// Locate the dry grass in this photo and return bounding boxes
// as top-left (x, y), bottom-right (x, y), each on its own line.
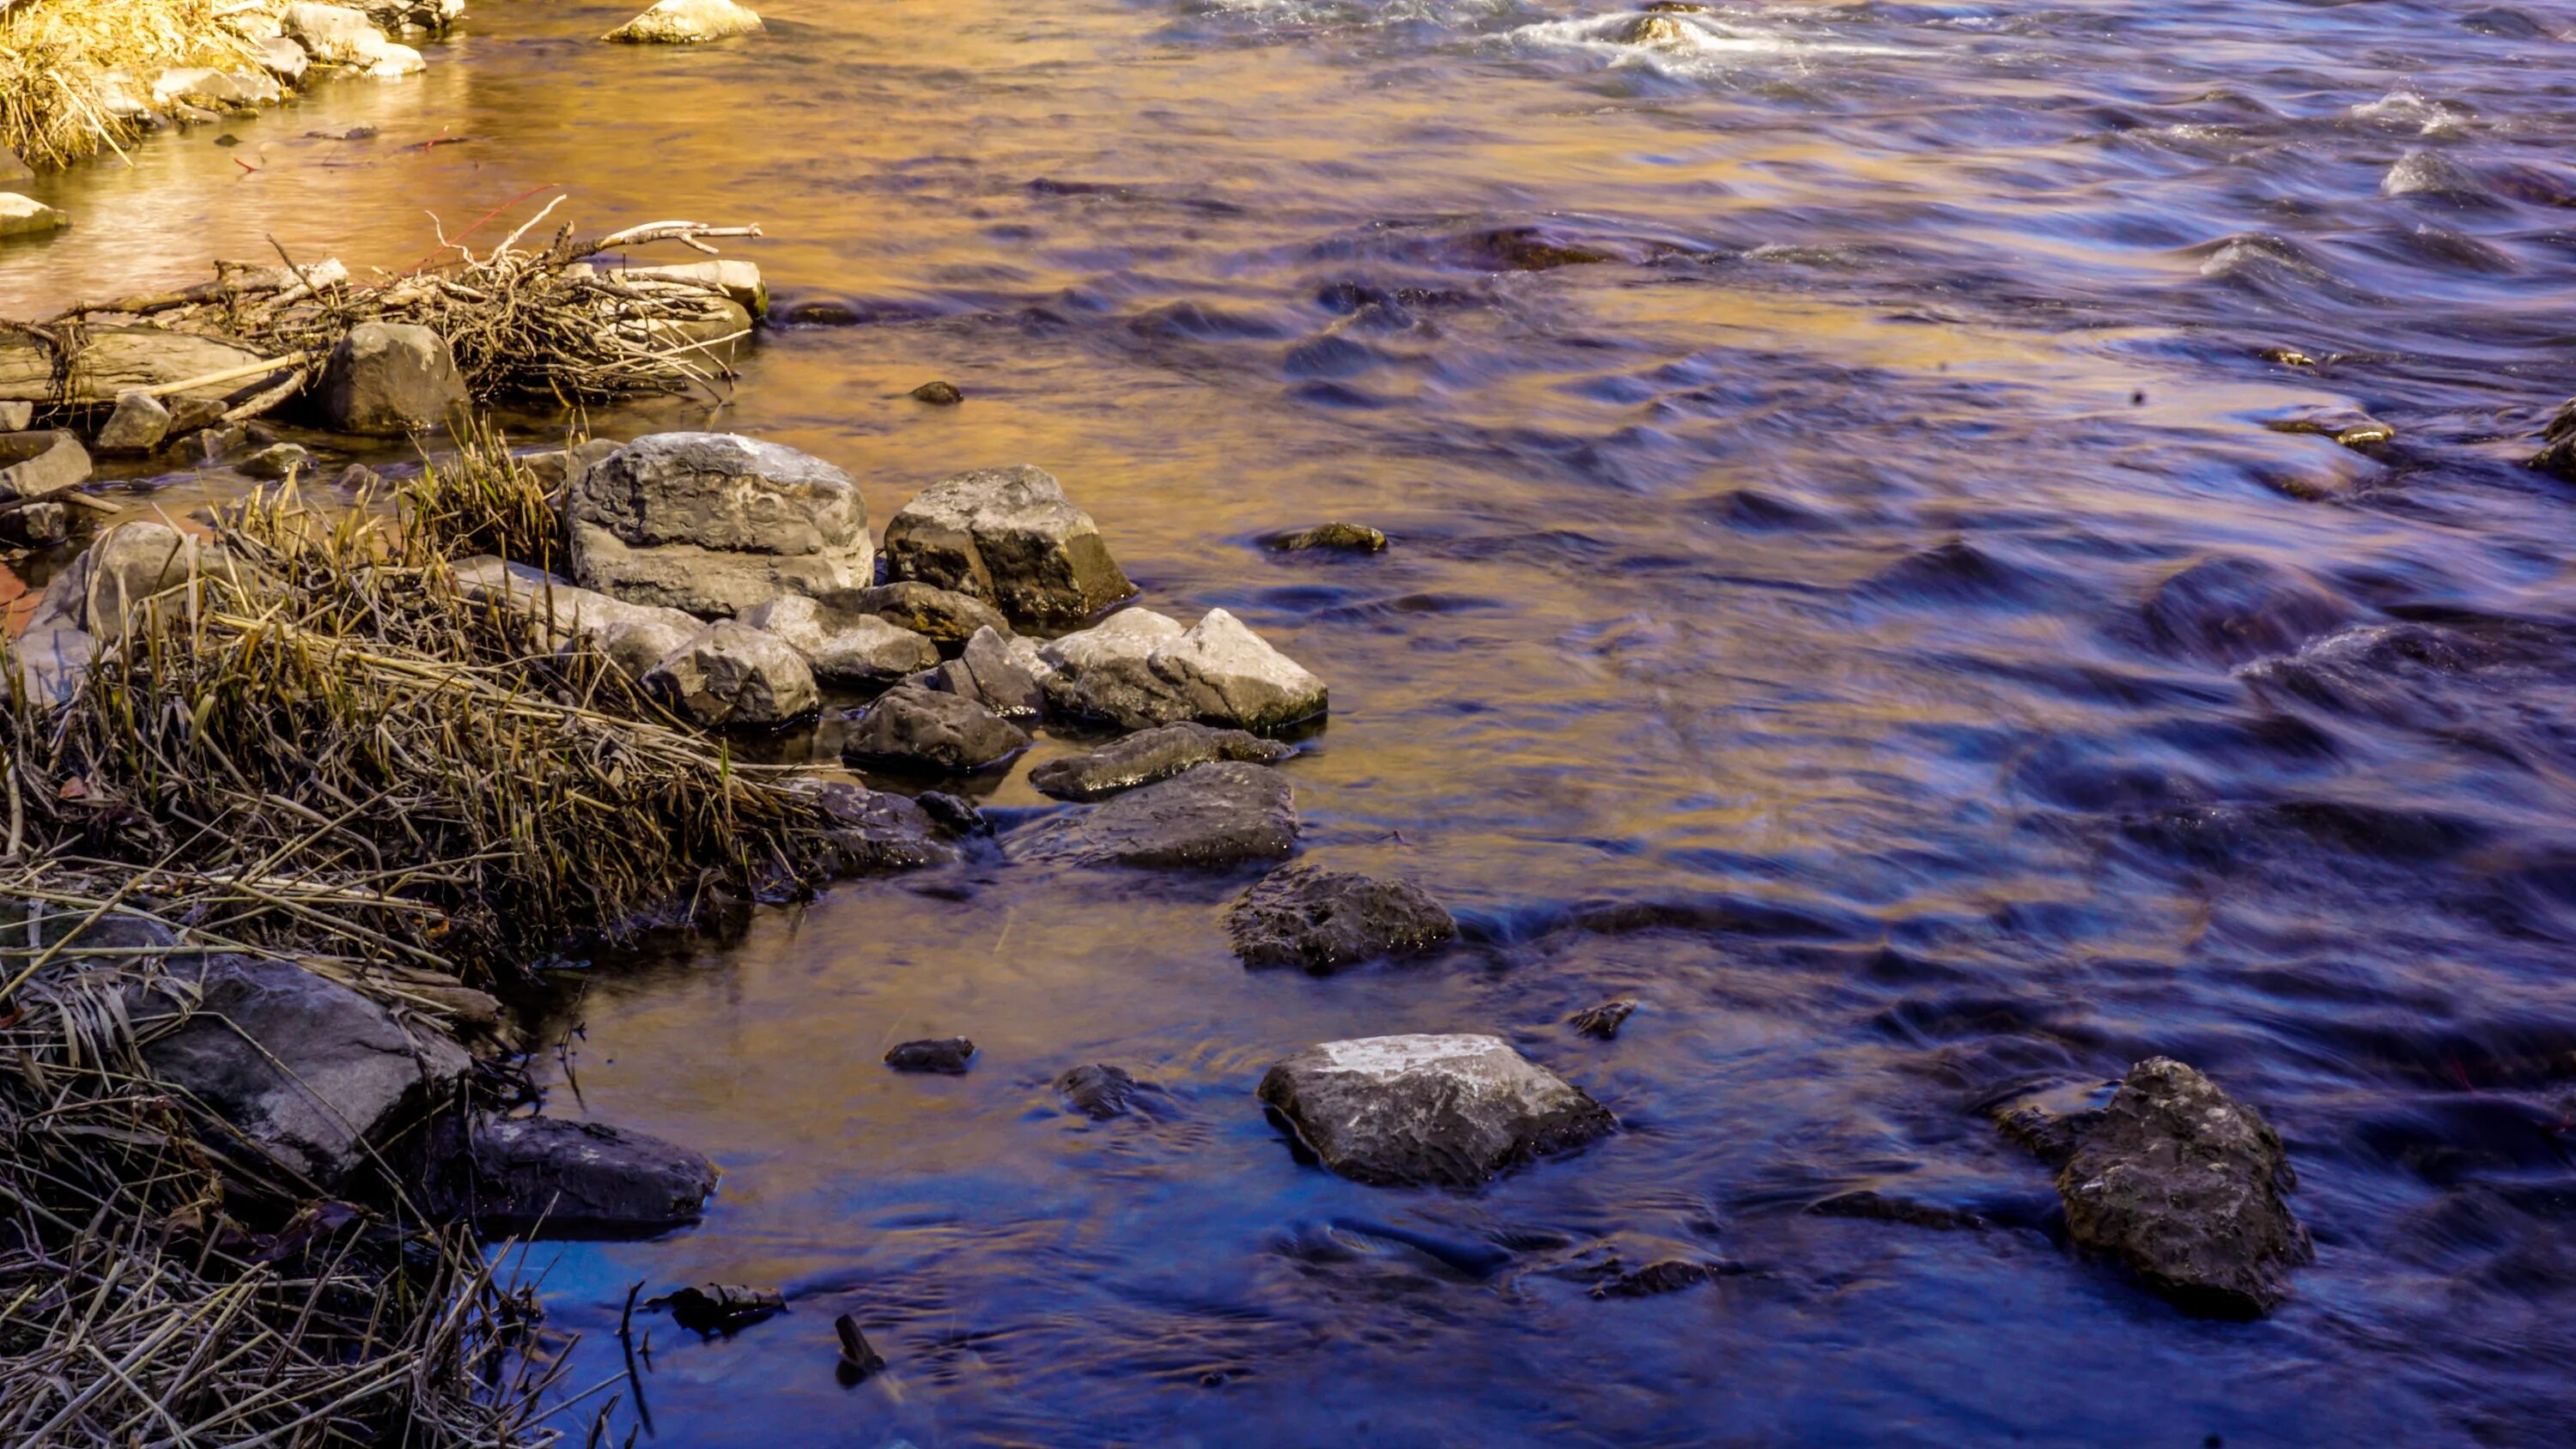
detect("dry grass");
top-left (406, 415), bottom-right (572, 572)
top-left (0, 0), bottom-right (276, 169)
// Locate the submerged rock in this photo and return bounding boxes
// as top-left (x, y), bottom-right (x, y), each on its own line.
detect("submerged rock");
top-left (799, 780), bottom-right (957, 872)
top-left (1987, 1077), bottom-right (2117, 1167)
top-left (1057, 1063), bottom-right (1151, 1119)
top-left (604, 0), bottom-right (765, 42)
top-left (1591, 1259), bottom-right (1722, 1299)
top-left (1266, 521), bottom-right (1387, 553)
top-left (1226, 865), bottom-right (1455, 973)
top-left (567, 433), bottom-right (875, 617)
top-left (643, 620), bottom-right (820, 728)
top-left (1258, 1034), bottom-right (1615, 1188)
top-left (2057, 1058), bottom-right (2312, 1318)
top-left (1568, 998), bottom-right (1637, 1040)
top-left (909, 379), bottom-right (964, 405)
top-left (1807, 1189), bottom-right (1988, 1232)
top-left (1029, 720), bottom-right (1294, 802)
top-left (1018, 760), bottom-right (1297, 870)
top-left (832, 579), bottom-right (1009, 646)
top-left (841, 683), bottom-right (1030, 773)
top-left (659, 1282), bottom-right (784, 1332)
top-left (739, 593), bottom-right (940, 686)
top-left (318, 321), bottom-right (466, 436)
top-left (885, 1036), bottom-right (976, 1074)
top-left (436, 1117), bottom-right (717, 1236)
top-left (880, 464), bottom-right (1134, 628)
top-left (2140, 555), bottom-right (2353, 666)
top-left (137, 955), bottom-right (471, 1186)
top-left (1041, 608), bottom-right (1327, 733)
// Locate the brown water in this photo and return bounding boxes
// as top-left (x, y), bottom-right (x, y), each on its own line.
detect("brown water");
top-left (9, 0), bottom-right (2576, 1442)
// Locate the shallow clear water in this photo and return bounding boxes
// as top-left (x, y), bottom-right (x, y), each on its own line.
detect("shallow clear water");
top-left (9, 0), bottom-right (2576, 1441)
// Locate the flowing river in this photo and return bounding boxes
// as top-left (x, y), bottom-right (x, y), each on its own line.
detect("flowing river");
top-left (7, 0), bottom-right (2576, 1441)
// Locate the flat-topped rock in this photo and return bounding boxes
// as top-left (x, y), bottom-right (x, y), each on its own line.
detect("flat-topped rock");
top-left (1016, 760), bottom-right (1297, 870)
top-left (1258, 1034), bottom-right (1615, 1187)
top-left (566, 433), bottom-right (874, 616)
top-left (1041, 607), bottom-right (1326, 733)
top-left (1030, 720), bottom-right (1293, 802)
top-left (841, 683), bottom-right (1029, 773)
top-left (881, 464), bottom-right (1133, 628)
top-left (739, 593), bottom-right (939, 686)
top-left (434, 1117), bottom-right (717, 1237)
top-left (828, 579), bottom-right (1008, 646)
top-left (1227, 866), bottom-right (1455, 973)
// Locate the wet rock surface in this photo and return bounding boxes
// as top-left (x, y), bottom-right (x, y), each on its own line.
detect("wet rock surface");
top-left (2056, 1058), bottom-right (2312, 1318)
top-left (1591, 1259), bottom-right (1726, 1299)
top-left (886, 1037), bottom-right (976, 1074)
top-left (1807, 1189), bottom-right (1989, 1231)
top-left (881, 464), bottom-right (1134, 627)
top-left (1265, 521), bottom-right (1388, 553)
top-left (831, 579), bottom-right (1010, 646)
top-left (1041, 608), bottom-right (1327, 732)
top-left (567, 433), bottom-right (874, 617)
top-left (1569, 999), bottom-right (1637, 1040)
top-left (136, 955), bottom-right (471, 1186)
top-left (2139, 555), bottom-right (2354, 666)
top-left (605, 0), bottom-right (765, 42)
top-left (1017, 760), bottom-right (1297, 869)
top-left (642, 620), bottom-right (821, 728)
top-left (799, 780), bottom-right (957, 872)
top-left (841, 682), bottom-right (1030, 772)
top-left (740, 593), bottom-right (940, 686)
top-left (1258, 1034), bottom-right (1616, 1187)
top-left (1030, 720), bottom-right (1295, 801)
top-left (1056, 1063), bottom-right (1151, 1119)
top-left (434, 1117), bottom-right (717, 1237)
top-left (1226, 865), bottom-right (1456, 973)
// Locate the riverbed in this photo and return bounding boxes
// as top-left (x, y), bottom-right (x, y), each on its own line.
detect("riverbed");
top-left (8, 0), bottom-right (2574, 1442)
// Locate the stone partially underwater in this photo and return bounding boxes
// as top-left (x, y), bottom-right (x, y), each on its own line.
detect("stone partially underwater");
top-left (1259, 1034), bottom-right (1617, 1188)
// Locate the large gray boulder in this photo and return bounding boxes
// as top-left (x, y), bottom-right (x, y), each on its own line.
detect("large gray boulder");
top-left (1257, 1034), bottom-right (1615, 1187)
top-left (138, 955), bottom-right (471, 1186)
top-left (1227, 866), bottom-right (1455, 973)
top-left (455, 556), bottom-right (701, 681)
top-left (1041, 607), bottom-right (1326, 732)
top-left (738, 593), bottom-right (939, 686)
top-left (318, 322), bottom-right (467, 436)
top-left (566, 433), bottom-right (875, 617)
top-left (926, 625), bottom-right (1047, 718)
top-left (642, 621), bottom-right (820, 729)
top-left (1030, 720), bottom-right (1293, 802)
top-left (880, 464), bottom-right (1133, 628)
top-left (1017, 760), bottom-right (1297, 870)
top-left (2057, 1058), bottom-right (2312, 1317)
top-left (830, 579), bottom-right (1008, 646)
top-left (841, 683), bottom-right (1029, 773)
top-left (435, 1117), bottom-right (716, 1237)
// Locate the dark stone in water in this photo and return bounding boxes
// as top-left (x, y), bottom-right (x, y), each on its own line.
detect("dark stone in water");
top-left (659, 1283), bottom-right (784, 1333)
top-left (1459, 227), bottom-right (1619, 272)
top-left (1807, 1189), bottom-right (1988, 1231)
top-left (886, 1036), bottom-right (976, 1074)
top-left (915, 790), bottom-right (989, 836)
top-left (437, 1117), bottom-right (717, 1237)
top-left (2141, 555), bottom-right (2353, 666)
top-left (1018, 761), bottom-right (1299, 870)
top-left (1987, 1078), bottom-right (2117, 1166)
top-left (841, 684), bottom-right (1030, 773)
top-left (803, 780), bottom-right (957, 873)
top-left (2057, 1058), bottom-right (2312, 1317)
top-left (1591, 1259), bottom-right (1723, 1299)
top-left (1057, 1063), bottom-right (1149, 1119)
top-left (1030, 720), bottom-right (1295, 802)
top-left (240, 442), bottom-right (312, 481)
top-left (1226, 865), bottom-right (1456, 973)
top-left (2528, 397), bottom-right (2576, 482)
top-left (835, 1313), bottom-right (887, 1380)
top-left (909, 379), bottom-right (964, 405)
top-left (829, 579), bottom-right (1012, 646)
top-left (785, 300), bottom-right (864, 326)
top-left (1570, 999), bottom-right (1637, 1040)
top-left (1258, 1034), bottom-right (1616, 1188)
top-left (1266, 521), bottom-right (1388, 553)
top-left (0, 499), bottom-right (66, 547)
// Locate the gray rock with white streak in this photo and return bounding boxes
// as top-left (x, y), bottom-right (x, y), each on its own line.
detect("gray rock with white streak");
top-left (1257, 1034), bottom-right (1616, 1188)
top-left (567, 433), bottom-right (874, 617)
top-left (1041, 608), bottom-right (1326, 732)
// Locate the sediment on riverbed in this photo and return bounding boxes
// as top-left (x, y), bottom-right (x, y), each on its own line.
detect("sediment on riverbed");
top-left (0, 440), bottom-right (933, 1442)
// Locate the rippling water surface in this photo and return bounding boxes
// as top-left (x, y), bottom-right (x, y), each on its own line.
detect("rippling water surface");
top-left (10, 0), bottom-right (2576, 1441)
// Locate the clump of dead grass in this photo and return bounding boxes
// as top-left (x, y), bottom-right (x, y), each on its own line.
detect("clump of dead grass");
top-left (0, 0), bottom-right (276, 169)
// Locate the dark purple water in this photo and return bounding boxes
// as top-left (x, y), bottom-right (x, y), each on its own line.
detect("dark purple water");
top-left (9, 0), bottom-right (2576, 1442)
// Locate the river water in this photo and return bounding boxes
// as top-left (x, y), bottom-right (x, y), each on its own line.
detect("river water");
top-left (8, 0), bottom-right (2576, 1442)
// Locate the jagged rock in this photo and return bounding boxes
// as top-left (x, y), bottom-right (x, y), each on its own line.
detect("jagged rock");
top-left (604, 0), bottom-right (765, 42)
top-left (1569, 999), bottom-right (1636, 1040)
top-left (841, 683), bottom-right (1029, 772)
top-left (832, 579), bottom-right (1008, 646)
top-left (2057, 1058), bottom-right (2312, 1318)
top-left (0, 428), bottom-right (92, 501)
top-left (1267, 522), bottom-right (1387, 553)
top-left (1226, 865), bottom-right (1455, 973)
top-left (94, 391), bottom-right (172, 454)
top-left (1017, 761), bottom-right (1297, 870)
top-left (643, 620), bottom-right (819, 728)
top-left (455, 556), bottom-right (702, 681)
top-left (0, 193), bottom-right (69, 239)
top-left (1257, 1034), bottom-right (1615, 1187)
top-left (926, 625), bottom-right (1047, 718)
top-left (738, 594), bottom-right (939, 686)
top-left (318, 322), bottom-right (465, 436)
top-left (434, 1117), bottom-right (716, 1236)
top-left (1057, 1064), bottom-right (1150, 1119)
top-left (567, 433), bottom-right (873, 617)
top-left (885, 1037), bottom-right (975, 1074)
top-left (0, 500), bottom-right (67, 548)
top-left (1041, 608), bottom-right (1327, 732)
top-left (1029, 720), bottom-right (1293, 802)
top-left (136, 955), bottom-right (471, 1186)
top-left (881, 464), bottom-right (1133, 628)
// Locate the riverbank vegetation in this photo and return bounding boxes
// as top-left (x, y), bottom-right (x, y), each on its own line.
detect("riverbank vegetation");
top-left (0, 0), bottom-right (274, 169)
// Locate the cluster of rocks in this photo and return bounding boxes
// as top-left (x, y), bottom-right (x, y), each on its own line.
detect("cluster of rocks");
top-left (82, 3), bottom-right (452, 147)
